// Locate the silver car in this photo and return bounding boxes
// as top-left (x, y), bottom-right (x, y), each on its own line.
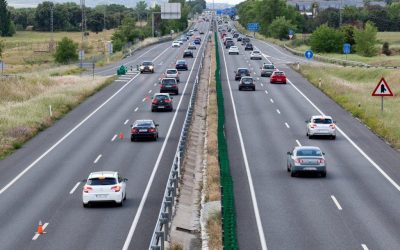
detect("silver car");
top-left (164, 68), bottom-right (180, 82)
top-left (250, 50), bottom-right (262, 60)
top-left (306, 115), bottom-right (336, 139)
top-left (287, 146), bottom-right (327, 177)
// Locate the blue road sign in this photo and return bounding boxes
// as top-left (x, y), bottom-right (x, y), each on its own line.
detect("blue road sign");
top-left (247, 23), bottom-right (259, 32)
top-left (304, 50), bottom-right (314, 59)
top-left (216, 10), bottom-right (222, 15)
top-left (343, 43), bottom-right (351, 54)
top-left (288, 29), bottom-right (294, 39)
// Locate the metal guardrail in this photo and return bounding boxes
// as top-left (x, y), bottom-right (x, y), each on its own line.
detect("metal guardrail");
top-left (149, 33), bottom-right (209, 250)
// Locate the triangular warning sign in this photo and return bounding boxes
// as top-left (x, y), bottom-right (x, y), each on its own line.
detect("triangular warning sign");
top-left (372, 77), bottom-right (394, 96)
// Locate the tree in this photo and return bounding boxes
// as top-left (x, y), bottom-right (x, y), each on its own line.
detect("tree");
top-left (0, 40), bottom-right (4, 59)
top-left (340, 24), bottom-right (356, 46)
top-left (269, 16), bottom-right (296, 40)
top-left (87, 11), bottom-right (104, 33)
top-left (309, 24), bottom-right (345, 53)
top-left (354, 21), bottom-right (378, 57)
top-left (54, 37), bottom-right (78, 64)
top-left (0, 0), bottom-right (15, 36)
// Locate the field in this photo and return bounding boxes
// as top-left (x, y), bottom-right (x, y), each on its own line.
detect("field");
top-left (295, 64), bottom-right (400, 149)
top-left (1, 30), bottom-right (115, 74)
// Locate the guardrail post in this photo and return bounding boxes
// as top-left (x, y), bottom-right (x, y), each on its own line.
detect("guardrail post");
top-left (161, 212), bottom-right (169, 240)
top-left (155, 231), bottom-right (164, 250)
top-left (168, 186), bottom-right (176, 198)
top-left (164, 200), bottom-right (172, 221)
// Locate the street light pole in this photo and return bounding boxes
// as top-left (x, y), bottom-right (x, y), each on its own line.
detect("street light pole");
top-left (152, 12), bottom-right (161, 37)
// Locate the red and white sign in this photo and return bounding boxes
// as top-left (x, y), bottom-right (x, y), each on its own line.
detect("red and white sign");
top-left (372, 77), bottom-right (394, 96)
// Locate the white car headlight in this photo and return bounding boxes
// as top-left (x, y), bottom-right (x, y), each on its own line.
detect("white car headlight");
top-left (140, 66), bottom-right (144, 69)
top-left (149, 66), bottom-right (154, 69)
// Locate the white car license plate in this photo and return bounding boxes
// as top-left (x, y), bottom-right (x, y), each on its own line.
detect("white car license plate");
top-left (96, 194), bottom-right (107, 198)
top-left (158, 106), bottom-right (164, 108)
top-left (304, 167), bottom-right (317, 171)
top-left (139, 129), bottom-right (147, 132)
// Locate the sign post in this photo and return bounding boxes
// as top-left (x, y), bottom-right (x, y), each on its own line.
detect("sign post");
top-left (371, 77), bottom-right (394, 112)
top-left (247, 23), bottom-right (259, 37)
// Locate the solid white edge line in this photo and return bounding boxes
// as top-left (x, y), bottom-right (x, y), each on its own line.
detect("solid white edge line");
top-left (122, 31), bottom-right (208, 250)
top-left (285, 122), bottom-right (290, 128)
top-left (0, 45), bottom-right (172, 195)
top-left (361, 244), bottom-right (369, 250)
top-left (296, 140), bottom-right (302, 147)
top-left (69, 182), bottom-right (81, 194)
top-left (93, 154), bottom-right (102, 164)
top-left (330, 195), bottom-right (343, 210)
top-left (111, 134), bottom-right (118, 141)
top-left (219, 34), bottom-right (268, 250)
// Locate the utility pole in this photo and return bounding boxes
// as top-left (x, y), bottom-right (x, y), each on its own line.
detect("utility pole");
top-left (152, 12), bottom-right (161, 37)
top-left (80, 0), bottom-right (85, 69)
top-left (49, 4), bottom-right (55, 52)
top-left (339, 0), bottom-right (343, 27)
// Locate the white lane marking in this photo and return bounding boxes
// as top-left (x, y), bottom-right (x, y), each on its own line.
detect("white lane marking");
top-left (124, 119), bottom-right (129, 125)
top-left (265, 90), bottom-right (268, 94)
top-left (134, 107), bottom-right (139, 112)
top-left (286, 77), bottom-right (400, 192)
top-left (154, 83), bottom-right (157, 86)
top-left (270, 98), bottom-right (274, 103)
top-left (32, 222), bottom-right (49, 240)
top-left (142, 98), bottom-right (146, 102)
top-left (0, 71), bottom-right (144, 194)
top-left (331, 195), bottom-right (343, 210)
top-left (148, 90), bottom-right (152, 94)
top-left (261, 83), bottom-right (264, 87)
top-left (123, 31), bottom-right (208, 250)
top-left (69, 182), bottom-right (81, 194)
top-left (361, 244), bottom-right (369, 250)
top-left (276, 109), bottom-right (281, 114)
top-left (285, 122), bottom-right (290, 128)
top-left (93, 154), bottom-right (102, 164)
top-left (115, 79), bottom-right (127, 82)
top-left (219, 35), bottom-right (268, 250)
top-left (253, 72), bottom-right (256, 75)
top-left (111, 134), bottom-right (118, 142)
top-left (158, 61), bottom-right (163, 65)
top-left (257, 77), bottom-right (260, 80)
top-left (296, 140), bottom-right (302, 146)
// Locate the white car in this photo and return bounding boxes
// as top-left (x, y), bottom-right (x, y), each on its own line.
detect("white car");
top-left (177, 39), bottom-right (184, 45)
top-left (228, 46), bottom-right (239, 55)
top-left (165, 68), bottom-right (180, 82)
top-left (250, 50), bottom-right (262, 60)
top-left (82, 171), bottom-right (127, 207)
top-left (172, 41), bottom-right (180, 47)
top-left (306, 115), bottom-right (336, 139)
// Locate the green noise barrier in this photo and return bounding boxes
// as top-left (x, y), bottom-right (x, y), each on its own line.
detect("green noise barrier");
top-left (214, 31), bottom-right (239, 249)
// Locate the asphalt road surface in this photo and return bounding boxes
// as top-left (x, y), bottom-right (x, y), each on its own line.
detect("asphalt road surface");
top-left (0, 21), bottom-right (210, 250)
top-left (219, 26), bottom-right (400, 250)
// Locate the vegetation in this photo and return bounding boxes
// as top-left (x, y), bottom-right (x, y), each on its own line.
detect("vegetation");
top-left (54, 37), bottom-right (78, 64)
top-left (0, 0), bottom-right (15, 36)
top-left (309, 24), bottom-right (345, 53)
top-left (269, 16), bottom-right (297, 40)
top-left (294, 64), bottom-right (400, 149)
top-left (354, 21), bottom-right (378, 56)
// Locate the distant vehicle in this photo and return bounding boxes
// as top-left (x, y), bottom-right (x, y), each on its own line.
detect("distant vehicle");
top-left (139, 61), bottom-right (154, 73)
top-left (238, 76), bottom-right (255, 91)
top-left (175, 59), bottom-right (188, 71)
top-left (194, 38), bottom-right (201, 45)
top-left (234, 68), bottom-right (250, 81)
top-left (172, 41), bottom-right (180, 47)
top-left (177, 39), bottom-right (184, 45)
top-left (165, 68), bottom-right (180, 82)
top-left (199, 31), bottom-right (204, 34)
top-left (183, 49), bottom-right (194, 58)
top-left (160, 78), bottom-right (179, 95)
top-left (228, 46), bottom-right (239, 55)
top-left (233, 33), bottom-right (239, 38)
top-left (250, 50), bottom-right (262, 60)
top-left (152, 93), bottom-right (173, 112)
top-left (244, 43), bottom-right (253, 51)
top-left (225, 40), bottom-right (235, 49)
top-left (243, 37), bottom-right (251, 44)
top-left (82, 171), bottom-right (127, 207)
top-left (306, 115), bottom-right (336, 139)
top-left (287, 146), bottom-right (327, 177)
top-left (130, 119), bottom-right (159, 141)
top-left (260, 63), bottom-right (276, 77)
top-left (237, 36), bottom-right (243, 42)
top-left (188, 44), bottom-right (197, 50)
top-left (270, 71), bottom-right (287, 84)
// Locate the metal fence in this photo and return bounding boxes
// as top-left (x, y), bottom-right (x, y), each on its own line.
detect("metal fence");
top-left (149, 33), bottom-right (209, 250)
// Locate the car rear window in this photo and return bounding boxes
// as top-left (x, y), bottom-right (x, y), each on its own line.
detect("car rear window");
top-left (275, 72), bottom-right (284, 76)
top-left (143, 62), bottom-right (152, 66)
top-left (136, 121), bottom-right (153, 127)
top-left (156, 95), bottom-right (169, 101)
top-left (263, 65), bottom-right (274, 69)
top-left (313, 118), bottom-right (333, 124)
top-left (238, 69), bottom-right (249, 74)
top-left (296, 149), bottom-right (322, 156)
top-left (242, 78), bottom-right (253, 84)
top-left (88, 177), bottom-right (117, 185)
top-left (162, 79), bottom-right (176, 85)
top-left (167, 70), bottom-right (177, 74)
top-left (177, 60), bottom-right (186, 64)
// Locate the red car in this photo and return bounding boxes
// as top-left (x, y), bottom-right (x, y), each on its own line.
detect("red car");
top-left (270, 71), bottom-right (287, 84)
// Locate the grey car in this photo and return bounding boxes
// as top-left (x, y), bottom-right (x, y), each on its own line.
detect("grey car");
top-left (287, 146), bottom-right (327, 177)
top-left (260, 63), bottom-right (275, 77)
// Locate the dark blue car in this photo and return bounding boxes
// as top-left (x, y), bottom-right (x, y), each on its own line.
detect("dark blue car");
top-left (194, 39), bottom-right (201, 45)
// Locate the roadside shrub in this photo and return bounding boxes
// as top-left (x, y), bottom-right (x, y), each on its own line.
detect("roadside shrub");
top-left (54, 37), bottom-right (78, 64)
top-left (309, 24), bottom-right (345, 53)
top-left (382, 42), bottom-right (391, 56)
top-left (269, 16), bottom-right (297, 40)
top-left (339, 24), bottom-right (356, 46)
top-left (354, 21), bottom-right (378, 57)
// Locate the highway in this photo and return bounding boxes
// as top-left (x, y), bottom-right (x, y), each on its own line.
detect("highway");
top-left (219, 25), bottom-right (400, 250)
top-left (0, 21), bottom-right (210, 249)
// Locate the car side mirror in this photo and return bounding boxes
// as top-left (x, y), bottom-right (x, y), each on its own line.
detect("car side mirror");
top-left (123, 178), bottom-right (128, 182)
top-left (155, 124), bottom-right (159, 127)
top-left (130, 125), bottom-right (133, 128)
top-left (287, 152), bottom-right (291, 155)
top-left (322, 152), bottom-right (326, 155)
top-left (305, 120), bottom-right (309, 123)
top-left (333, 120), bottom-right (336, 123)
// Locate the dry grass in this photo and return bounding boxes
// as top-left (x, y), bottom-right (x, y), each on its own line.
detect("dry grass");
top-left (207, 211), bottom-right (222, 250)
top-left (294, 64), bottom-right (400, 149)
top-left (206, 34), bottom-right (221, 202)
top-left (0, 73), bottom-right (115, 158)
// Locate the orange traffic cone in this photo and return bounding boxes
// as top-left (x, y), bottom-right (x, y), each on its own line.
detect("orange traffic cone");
top-left (37, 221), bottom-right (43, 234)
top-left (119, 132), bottom-right (124, 140)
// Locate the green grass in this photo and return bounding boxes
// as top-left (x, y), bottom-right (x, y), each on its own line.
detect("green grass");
top-left (294, 64), bottom-right (400, 149)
